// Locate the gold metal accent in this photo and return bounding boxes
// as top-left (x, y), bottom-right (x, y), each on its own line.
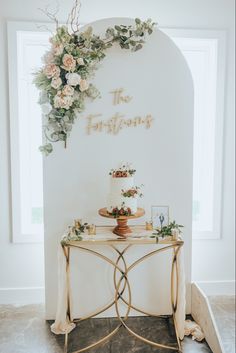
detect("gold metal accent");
top-left (62, 226), bottom-right (184, 353)
top-left (74, 219), bottom-right (82, 228)
top-left (87, 224), bottom-right (96, 235)
top-left (145, 221), bottom-right (153, 230)
top-left (110, 88), bottom-right (133, 105)
top-left (86, 113), bottom-right (153, 135)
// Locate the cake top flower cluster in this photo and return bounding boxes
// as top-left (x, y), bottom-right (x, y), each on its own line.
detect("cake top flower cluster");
top-left (109, 163), bottom-right (136, 178)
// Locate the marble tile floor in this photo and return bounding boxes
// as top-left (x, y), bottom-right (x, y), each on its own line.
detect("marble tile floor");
top-left (0, 304), bottom-right (212, 353)
top-left (208, 295), bottom-right (235, 353)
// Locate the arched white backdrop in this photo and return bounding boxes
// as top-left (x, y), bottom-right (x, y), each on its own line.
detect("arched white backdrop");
top-left (44, 18), bottom-right (194, 319)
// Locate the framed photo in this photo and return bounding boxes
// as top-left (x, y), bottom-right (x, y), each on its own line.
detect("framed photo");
top-left (151, 206), bottom-right (169, 228)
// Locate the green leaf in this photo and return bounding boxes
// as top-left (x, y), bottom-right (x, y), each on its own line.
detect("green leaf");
top-left (135, 18), bottom-right (141, 25)
top-left (122, 43), bottom-right (130, 49)
top-left (134, 44), bottom-right (143, 51)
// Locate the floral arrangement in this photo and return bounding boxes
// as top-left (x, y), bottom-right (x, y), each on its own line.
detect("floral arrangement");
top-left (109, 163), bottom-right (136, 177)
top-left (33, 0), bottom-right (156, 155)
top-left (153, 221), bottom-right (184, 238)
top-left (109, 202), bottom-right (133, 217)
top-left (121, 185), bottom-right (143, 198)
top-left (61, 220), bottom-right (88, 244)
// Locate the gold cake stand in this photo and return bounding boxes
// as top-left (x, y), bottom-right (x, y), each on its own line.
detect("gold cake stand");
top-left (98, 207), bottom-right (145, 237)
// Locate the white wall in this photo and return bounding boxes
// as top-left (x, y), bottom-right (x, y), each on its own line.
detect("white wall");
top-left (0, 0), bottom-right (234, 304)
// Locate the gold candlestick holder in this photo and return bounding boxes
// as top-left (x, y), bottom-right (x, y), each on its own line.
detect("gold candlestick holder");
top-left (88, 224), bottom-right (96, 235)
top-left (74, 219), bottom-right (82, 229)
top-left (145, 221), bottom-right (153, 231)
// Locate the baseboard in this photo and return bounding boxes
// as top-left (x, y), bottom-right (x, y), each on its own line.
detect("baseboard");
top-left (196, 280), bottom-right (235, 296)
top-left (0, 287), bottom-right (45, 305)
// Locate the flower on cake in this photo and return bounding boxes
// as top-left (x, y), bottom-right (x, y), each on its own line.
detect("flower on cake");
top-left (121, 185), bottom-right (143, 198)
top-left (109, 202), bottom-right (133, 217)
top-left (109, 163), bottom-right (136, 178)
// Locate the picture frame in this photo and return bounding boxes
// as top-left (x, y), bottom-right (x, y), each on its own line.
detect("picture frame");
top-left (151, 205), bottom-right (169, 228)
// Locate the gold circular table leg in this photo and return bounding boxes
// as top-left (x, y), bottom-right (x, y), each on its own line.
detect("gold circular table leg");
top-left (63, 243), bottom-right (183, 353)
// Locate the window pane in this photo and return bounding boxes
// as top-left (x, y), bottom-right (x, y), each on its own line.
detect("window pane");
top-left (172, 37), bottom-right (219, 237)
top-left (17, 31), bottom-right (50, 238)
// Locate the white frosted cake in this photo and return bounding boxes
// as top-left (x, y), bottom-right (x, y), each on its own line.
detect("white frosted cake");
top-left (107, 164), bottom-right (143, 216)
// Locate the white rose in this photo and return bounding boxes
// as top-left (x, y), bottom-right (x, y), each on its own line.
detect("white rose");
top-left (79, 79), bottom-right (89, 92)
top-left (77, 58), bottom-right (85, 65)
top-left (63, 85), bottom-right (74, 96)
top-left (51, 77), bottom-right (62, 89)
top-left (66, 72), bottom-right (81, 86)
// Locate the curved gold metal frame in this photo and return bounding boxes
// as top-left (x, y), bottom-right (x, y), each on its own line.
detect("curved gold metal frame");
top-left (62, 241), bottom-right (183, 353)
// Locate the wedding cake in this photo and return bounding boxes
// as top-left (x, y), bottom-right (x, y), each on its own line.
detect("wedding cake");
top-left (107, 164), bottom-right (143, 216)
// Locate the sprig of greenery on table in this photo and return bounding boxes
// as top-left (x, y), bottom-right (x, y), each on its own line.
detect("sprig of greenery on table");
top-left (61, 222), bottom-right (88, 244)
top-left (152, 221), bottom-right (184, 238)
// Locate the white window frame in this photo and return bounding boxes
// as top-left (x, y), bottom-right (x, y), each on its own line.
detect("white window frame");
top-left (7, 21), bottom-right (53, 243)
top-left (162, 28), bottom-right (226, 239)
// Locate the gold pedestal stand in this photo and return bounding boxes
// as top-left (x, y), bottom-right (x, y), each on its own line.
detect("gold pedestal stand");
top-left (98, 207), bottom-right (145, 237)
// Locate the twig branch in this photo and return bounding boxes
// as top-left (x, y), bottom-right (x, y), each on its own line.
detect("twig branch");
top-left (67, 0), bottom-right (81, 33)
top-left (36, 24), bottom-right (54, 36)
top-left (38, 1), bottom-right (59, 29)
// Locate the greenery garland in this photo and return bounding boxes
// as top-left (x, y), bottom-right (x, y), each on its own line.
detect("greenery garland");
top-left (34, 8), bottom-right (156, 155)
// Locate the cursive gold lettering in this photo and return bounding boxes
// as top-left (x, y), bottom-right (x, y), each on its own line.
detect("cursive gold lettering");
top-left (86, 113), bottom-right (153, 135)
top-left (110, 88), bottom-right (133, 105)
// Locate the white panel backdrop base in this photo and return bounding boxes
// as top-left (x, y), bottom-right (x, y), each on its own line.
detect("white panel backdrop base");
top-left (44, 18), bottom-right (193, 319)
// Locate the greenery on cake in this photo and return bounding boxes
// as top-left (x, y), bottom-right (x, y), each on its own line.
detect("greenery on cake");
top-left (33, 0), bottom-right (156, 155)
top-left (109, 163), bottom-right (136, 177)
top-left (153, 221), bottom-right (184, 238)
top-left (121, 185), bottom-right (143, 198)
top-left (109, 202), bottom-right (133, 217)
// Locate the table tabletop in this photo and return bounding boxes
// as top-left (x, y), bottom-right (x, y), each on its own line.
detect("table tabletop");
top-left (63, 225), bottom-right (184, 246)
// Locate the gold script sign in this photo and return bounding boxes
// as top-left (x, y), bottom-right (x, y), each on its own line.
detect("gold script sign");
top-left (87, 113), bottom-right (153, 135)
top-left (85, 88), bottom-right (154, 135)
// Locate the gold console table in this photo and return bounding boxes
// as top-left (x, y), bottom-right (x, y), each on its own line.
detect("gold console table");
top-left (61, 226), bottom-right (184, 353)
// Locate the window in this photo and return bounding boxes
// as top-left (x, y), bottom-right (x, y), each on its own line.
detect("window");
top-left (163, 29), bottom-right (226, 239)
top-left (8, 22), bottom-right (51, 242)
top-left (8, 23), bottom-right (226, 242)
